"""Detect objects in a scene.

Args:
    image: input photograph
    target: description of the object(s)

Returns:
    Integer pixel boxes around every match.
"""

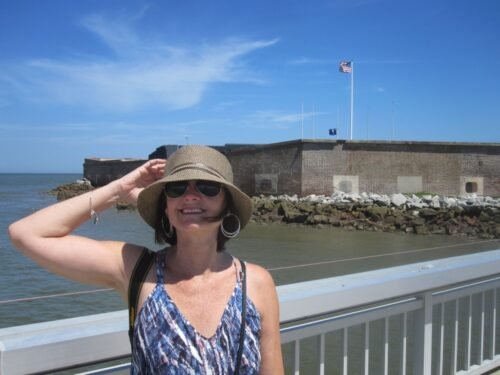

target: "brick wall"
[302,142,337,195]
[460,153,500,196]
[228,140,500,197]
[228,141,303,196]
[134,141,498,197]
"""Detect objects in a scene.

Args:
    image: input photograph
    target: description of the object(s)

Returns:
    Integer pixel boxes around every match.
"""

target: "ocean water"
[1,173,499,329]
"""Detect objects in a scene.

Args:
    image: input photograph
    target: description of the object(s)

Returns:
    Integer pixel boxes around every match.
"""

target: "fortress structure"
[83,158,146,187]
[228,139,500,197]
[84,139,500,197]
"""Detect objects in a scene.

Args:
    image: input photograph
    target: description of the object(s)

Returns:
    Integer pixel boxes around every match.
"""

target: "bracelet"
[89,194,99,224]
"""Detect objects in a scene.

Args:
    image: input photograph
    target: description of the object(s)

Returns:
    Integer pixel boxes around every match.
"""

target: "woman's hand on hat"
[116,159,166,204]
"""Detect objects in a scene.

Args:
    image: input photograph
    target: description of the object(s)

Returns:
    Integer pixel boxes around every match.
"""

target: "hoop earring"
[161,216,174,239]
[220,213,241,238]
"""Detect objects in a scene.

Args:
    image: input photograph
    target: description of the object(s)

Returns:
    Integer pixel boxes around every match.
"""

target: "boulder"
[364,206,389,220]
[430,196,441,208]
[297,201,315,213]
[412,217,426,226]
[390,193,407,207]
[368,193,390,206]
[407,195,426,208]
[306,214,330,225]
[280,201,308,223]
[419,208,439,219]
[479,211,491,222]
[442,197,458,208]
[414,225,429,235]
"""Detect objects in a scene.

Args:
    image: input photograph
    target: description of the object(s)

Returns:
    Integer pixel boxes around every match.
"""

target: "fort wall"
[228,140,500,197]
[82,140,500,197]
[83,158,146,187]
[229,142,303,196]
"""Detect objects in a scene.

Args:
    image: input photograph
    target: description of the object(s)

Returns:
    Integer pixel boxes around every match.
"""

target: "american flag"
[339,61,352,73]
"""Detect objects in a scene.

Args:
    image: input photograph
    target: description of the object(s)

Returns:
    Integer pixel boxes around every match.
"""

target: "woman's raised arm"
[8,159,166,296]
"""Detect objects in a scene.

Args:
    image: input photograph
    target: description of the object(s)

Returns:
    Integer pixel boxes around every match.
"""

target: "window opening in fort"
[259,179,273,193]
[465,182,478,193]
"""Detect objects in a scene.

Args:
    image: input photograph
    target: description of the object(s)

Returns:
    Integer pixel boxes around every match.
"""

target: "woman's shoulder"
[242,261,278,314]
[111,242,155,275]
[244,262,276,289]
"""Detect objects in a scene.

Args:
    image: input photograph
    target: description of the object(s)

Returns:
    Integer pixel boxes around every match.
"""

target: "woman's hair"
[153,188,237,252]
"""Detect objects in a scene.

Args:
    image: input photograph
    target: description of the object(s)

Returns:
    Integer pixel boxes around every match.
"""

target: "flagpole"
[301,102,304,139]
[350,61,354,140]
[339,60,354,139]
[312,104,315,138]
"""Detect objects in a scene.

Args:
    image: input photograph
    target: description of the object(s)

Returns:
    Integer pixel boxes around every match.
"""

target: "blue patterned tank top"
[131,251,262,374]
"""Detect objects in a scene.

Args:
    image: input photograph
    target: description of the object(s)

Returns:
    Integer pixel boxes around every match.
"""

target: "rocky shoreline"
[50,180,500,239]
[48,179,133,210]
[252,192,500,239]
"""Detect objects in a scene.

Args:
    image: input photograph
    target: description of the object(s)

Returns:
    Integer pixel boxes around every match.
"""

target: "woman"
[8,145,283,374]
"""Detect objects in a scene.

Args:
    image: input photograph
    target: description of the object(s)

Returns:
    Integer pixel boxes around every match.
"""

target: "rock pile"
[252,192,500,239]
[49,179,134,210]
[49,179,94,200]
[50,181,500,239]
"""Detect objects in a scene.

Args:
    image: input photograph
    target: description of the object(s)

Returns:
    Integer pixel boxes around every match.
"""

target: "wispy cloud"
[356,59,414,65]
[0,12,277,112]
[0,119,212,144]
[253,110,322,124]
[211,100,245,112]
[287,57,334,66]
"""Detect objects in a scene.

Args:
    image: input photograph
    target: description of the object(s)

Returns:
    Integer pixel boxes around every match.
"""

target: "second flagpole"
[350,61,354,140]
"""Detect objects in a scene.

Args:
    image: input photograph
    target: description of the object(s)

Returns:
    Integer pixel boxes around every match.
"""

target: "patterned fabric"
[131,251,262,374]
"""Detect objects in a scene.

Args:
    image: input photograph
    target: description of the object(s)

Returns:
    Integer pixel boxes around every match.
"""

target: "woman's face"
[165,180,226,234]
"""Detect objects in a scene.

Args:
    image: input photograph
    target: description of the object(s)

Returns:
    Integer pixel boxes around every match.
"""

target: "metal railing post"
[412,292,433,374]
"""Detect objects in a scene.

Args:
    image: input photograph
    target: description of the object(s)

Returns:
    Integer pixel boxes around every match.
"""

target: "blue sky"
[1,0,499,173]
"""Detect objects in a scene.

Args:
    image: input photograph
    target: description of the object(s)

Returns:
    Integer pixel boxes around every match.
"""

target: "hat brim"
[137,171,253,231]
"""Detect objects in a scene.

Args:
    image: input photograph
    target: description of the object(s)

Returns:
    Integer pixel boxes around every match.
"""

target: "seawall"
[252,192,500,239]
[49,181,500,239]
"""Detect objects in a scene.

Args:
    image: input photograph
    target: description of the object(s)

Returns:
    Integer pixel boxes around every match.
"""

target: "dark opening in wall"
[465,182,478,193]
[259,179,273,193]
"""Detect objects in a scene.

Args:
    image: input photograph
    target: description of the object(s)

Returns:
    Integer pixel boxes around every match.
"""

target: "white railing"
[1,249,500,374]
[278,249,500,374]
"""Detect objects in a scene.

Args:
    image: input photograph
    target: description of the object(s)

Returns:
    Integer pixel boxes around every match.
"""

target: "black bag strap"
[128,248,155,344]
[234,259,247,375]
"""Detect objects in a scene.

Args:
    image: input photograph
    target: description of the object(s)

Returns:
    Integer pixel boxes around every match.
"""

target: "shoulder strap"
[234,260,247,375]
[128,248,155,345]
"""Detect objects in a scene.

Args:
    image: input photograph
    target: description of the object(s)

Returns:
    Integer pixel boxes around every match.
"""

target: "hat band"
[168,162,228,181]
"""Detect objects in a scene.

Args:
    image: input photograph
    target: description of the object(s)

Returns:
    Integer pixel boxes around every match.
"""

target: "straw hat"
[137,145,253,230]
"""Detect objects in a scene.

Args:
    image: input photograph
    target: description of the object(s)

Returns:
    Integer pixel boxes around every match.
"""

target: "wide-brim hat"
[137,145,253,230]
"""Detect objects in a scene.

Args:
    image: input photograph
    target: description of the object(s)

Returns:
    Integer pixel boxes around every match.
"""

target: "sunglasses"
[164,180,222,198]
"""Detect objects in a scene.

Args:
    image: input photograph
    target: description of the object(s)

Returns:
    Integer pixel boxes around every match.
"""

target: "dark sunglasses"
[164,180,222,198]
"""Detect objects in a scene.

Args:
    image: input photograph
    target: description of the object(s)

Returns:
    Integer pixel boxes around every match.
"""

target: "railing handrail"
[1,248,500,374]
[279,248,500,323]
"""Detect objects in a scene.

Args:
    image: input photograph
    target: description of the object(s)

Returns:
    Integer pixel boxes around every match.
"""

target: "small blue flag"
[329,128,337,136]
